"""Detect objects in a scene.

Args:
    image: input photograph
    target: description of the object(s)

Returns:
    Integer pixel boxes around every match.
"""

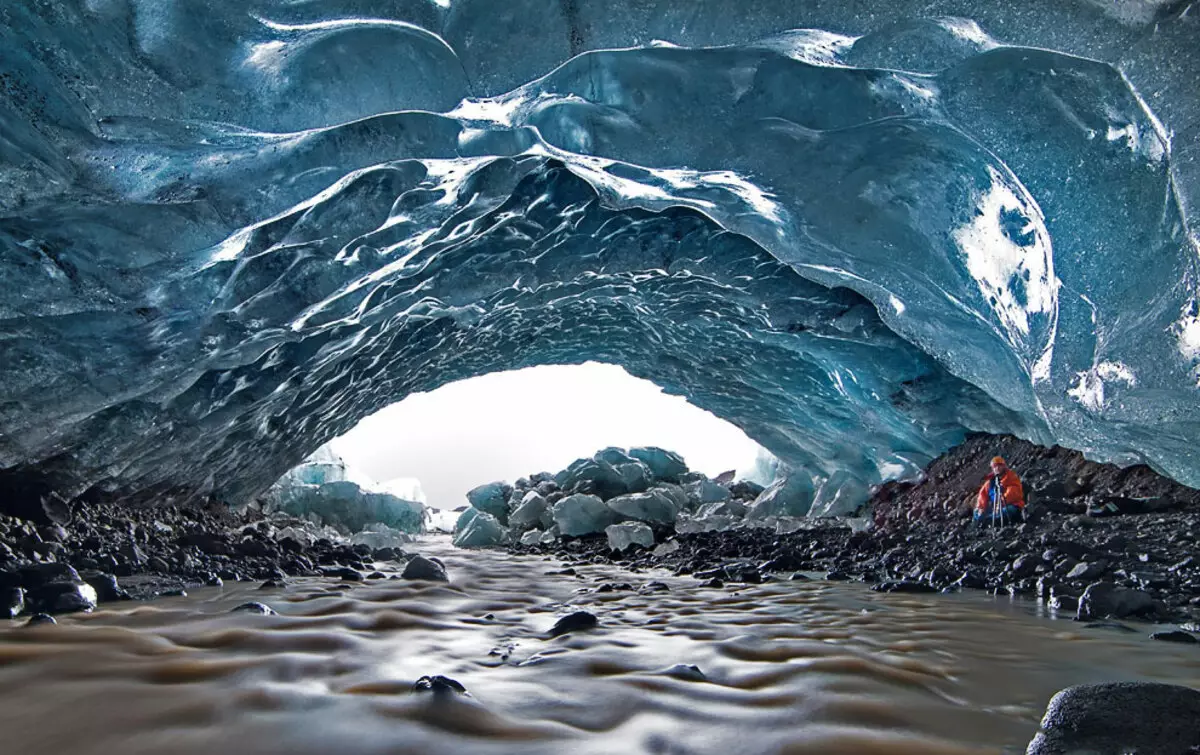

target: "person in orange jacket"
[975,456,1025,525]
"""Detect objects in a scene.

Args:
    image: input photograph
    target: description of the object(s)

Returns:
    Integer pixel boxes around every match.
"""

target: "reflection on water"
[1,536,1197,755]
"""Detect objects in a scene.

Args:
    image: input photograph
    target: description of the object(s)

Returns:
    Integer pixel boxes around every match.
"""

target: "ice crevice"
[0,1,1198,516]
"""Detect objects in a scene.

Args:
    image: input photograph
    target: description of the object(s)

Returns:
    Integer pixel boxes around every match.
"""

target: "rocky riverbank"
[511,434,1200,634]
[0,500,418,623]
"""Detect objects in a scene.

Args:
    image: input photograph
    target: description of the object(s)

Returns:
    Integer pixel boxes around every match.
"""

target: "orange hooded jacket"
[976,468,1024,512]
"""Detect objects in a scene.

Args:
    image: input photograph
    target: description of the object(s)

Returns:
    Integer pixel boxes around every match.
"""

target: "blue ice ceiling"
[0,0,1197,508]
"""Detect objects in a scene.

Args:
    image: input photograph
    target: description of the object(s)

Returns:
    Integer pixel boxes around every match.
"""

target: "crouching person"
[975,456,1025,526]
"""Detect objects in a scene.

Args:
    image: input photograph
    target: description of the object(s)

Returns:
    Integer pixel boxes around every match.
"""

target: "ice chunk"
[675,512,739,534]
[595,447,636,465]
[453,507,478,534]
[452,510,505,548]
[745,474,815,519]
[552,493,618,536]
[508,490,550,531]
[292,445,349,485]
[685,479,731,506]
[606,522,654,551]
[697,498,746,518]
[539,526,560,545]
[606,488,681,524]
[519,529,543,546]
[269,480,425,533]
[613,462,653,494]
[629,447,689,482]
[466,482,514,524]
[349,523,413,550]
[808,471,869,518]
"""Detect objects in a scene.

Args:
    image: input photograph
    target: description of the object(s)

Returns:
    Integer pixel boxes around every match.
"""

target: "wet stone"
[325,567,364,582]
[548,610,599,637]
[259,579,286,589]
[3,587,25,619]
[1027,682,1200,754]
[29,581,97,614]
[411,675,468,696]
[653,664,706,681]
[231,602,276,615]
[80,571,128,602]
[401,555,448,582]
[1149,629,1199,644]
[19,563,80,589]
[871,581,937,594]
[24,613,56,627]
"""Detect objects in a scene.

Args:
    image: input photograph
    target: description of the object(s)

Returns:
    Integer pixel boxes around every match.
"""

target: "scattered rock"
[24,613,56,627]
[3,587,25,619]
[325,567,364,582]
[1065,561,1107,581]
[871,581,937,594]
[547,610,599,637]
[411,675,468,696]
[652,664,706,681]
[28,581,97,614]
[1149,629,1199,644]
[1076,582,1160,621]
[231,602,276,615]
[401,555,448,582]
[1026,682,1200,754]
[80,571,128,602]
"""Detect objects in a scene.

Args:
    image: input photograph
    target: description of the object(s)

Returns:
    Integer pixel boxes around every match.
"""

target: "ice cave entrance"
[326,362,767,512]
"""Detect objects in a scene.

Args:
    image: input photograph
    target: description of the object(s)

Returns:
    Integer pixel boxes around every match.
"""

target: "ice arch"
[0,1,1197,515]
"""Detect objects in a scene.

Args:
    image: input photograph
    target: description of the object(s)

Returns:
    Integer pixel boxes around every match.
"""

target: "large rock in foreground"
[1026,682,1200,754]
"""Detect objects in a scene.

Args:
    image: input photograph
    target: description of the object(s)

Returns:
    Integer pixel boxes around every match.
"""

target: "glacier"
[0,0,1198,518]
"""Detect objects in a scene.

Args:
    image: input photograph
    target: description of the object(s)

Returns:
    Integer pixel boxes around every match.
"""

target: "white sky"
[329,362,763,509]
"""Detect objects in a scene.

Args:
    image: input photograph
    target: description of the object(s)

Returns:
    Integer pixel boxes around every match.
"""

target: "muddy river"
[2,536,1197,754]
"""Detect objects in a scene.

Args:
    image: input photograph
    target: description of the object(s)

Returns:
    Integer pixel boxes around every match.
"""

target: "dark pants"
[974,505,1023,525]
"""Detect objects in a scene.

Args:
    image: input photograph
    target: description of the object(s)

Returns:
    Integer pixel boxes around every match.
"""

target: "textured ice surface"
[746,474,817,519]
[606,489,682,525]
[451,509,504,548]
[465,482,513,524]
[265,446,425,531]
[685,479,732,507]
[1,1,1198,510]
[606,522,655,551]
[269,480,425,533]
[508,490,551,531]
[552,493,617,536]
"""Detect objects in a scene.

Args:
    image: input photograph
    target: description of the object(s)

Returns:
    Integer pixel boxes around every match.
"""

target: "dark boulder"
[18,563,80,589]
[548,610,598,637]
[412,675,468,696]
[3,587,25,619]
[401,555,448,582]
[28,581,97,614]
[231,601,276,615]
[24,613,56,627]
[1026,682,1200,754]
[80,571,129,602]
[323,567,364,582]
[1075,582,1160,621]
[871,581,938,594]
[1149,629,1198,644]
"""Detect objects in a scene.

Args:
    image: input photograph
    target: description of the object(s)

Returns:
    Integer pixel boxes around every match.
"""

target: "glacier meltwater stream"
[2,1,1200,753]
[1,536,1198,755]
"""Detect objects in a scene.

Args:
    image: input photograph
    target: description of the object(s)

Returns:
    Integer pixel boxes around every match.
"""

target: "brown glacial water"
[1,536,1197,755]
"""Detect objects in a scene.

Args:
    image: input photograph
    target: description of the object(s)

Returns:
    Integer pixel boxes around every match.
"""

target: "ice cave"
[3,2,1200,753]
[1,0,1196,522]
